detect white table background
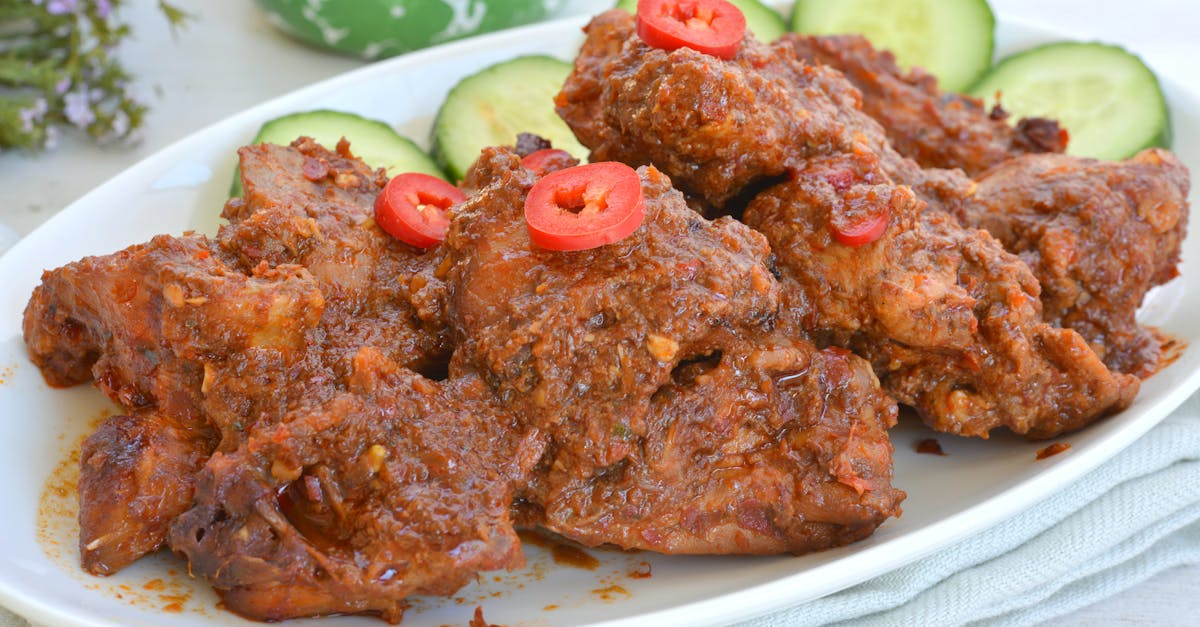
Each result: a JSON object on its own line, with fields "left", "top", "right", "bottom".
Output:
{"left": 1, "top": 0, "right": 1197, "bottom": 624}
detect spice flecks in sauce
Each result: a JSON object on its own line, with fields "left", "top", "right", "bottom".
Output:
{"left": 36, "top": 406, "right": 209, "bottom": 616}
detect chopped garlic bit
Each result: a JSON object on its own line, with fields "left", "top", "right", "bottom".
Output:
{"left": 162, "top": 283, "right": 184, "bottom": 307}
{"left": 271, "top": 459, "right": 302, "bottom": 482}
{"left": 364, "top": 444, "right": 389, "bottom": 474}
{"left": 645, "top": 334, "right": 679, "bottom": 362}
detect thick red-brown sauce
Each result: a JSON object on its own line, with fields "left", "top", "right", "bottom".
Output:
{"left": 1036, "top": 442, "right": 1071, "bottom": 460}
{"left": 915, "top": 438, "right": 947, "bottom": 456}
{"left": 1150, "top": 328, "right": 1187, "bottom": 375}
{"left": 518, "top": 529, "right": 601, "bottom": 570}
{"left": 628, "top": 560, "right": 652, "bottom": 579}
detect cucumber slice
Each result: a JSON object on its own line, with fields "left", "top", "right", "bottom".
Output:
{"left": 970, "top": 42, "right": 1170, "bottom": 160}
{"left": 614, "top": 0, "right": 787, "bottom": 43}
{"left": 433, "top": 55, "right": 588, "bottom": 182}
{"left": 231, "top": 110, "right": 443, "bottom": 196}
{"left": 790, "top": 0, "right": 994, "bottom": 93}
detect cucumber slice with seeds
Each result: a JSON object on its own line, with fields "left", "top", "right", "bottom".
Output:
{"left": 231, "top": 110, "right": 444, "bottom": 196}
{"left": 432, "top": 55, "right": 588, "bottom": 182}
{"left": 790, "top": 0, "right": 995, "bottom": 93}
{"left": 614, "top": 0, "right": 788, "bottom": 43}
{"left": 970, "top": 42, "right": 1170, "bottom": 160}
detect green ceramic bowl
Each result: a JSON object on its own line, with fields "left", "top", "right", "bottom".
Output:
{"left": 257, "top": 0, "right": 553, "bottom": 59}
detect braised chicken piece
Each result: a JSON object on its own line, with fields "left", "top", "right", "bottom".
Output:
{"left": 557, "top": 10, "right": 1138, "bottom": 437}
{"left": 847, "top": 86, "right": 1188, "bottom": 378}
{"left": 23, "top": 234, "right": 324, "bottom": 573}
{"left": 964, "top": 149, "right": 1190, "bottom": 376}
{"left": 782, "top": 34, "right": 1191, "bottom": 376}
{"left": 786, "top": 33, "right": 1068, "bottom": 176}
{"left": 557, "top": 10, "right": 840, "bottom": 209}
{"left": 77, "top": 412, "right": 209, "bottom": 575}
{"left": 557, "top": 11, "right": 947, "bottom": 216}
{"left": 531, "top": 332, "right": 903, "bottom": 554}
{"left": 23, "top": 234, "right": 320, "bottom": 408}
{"left": 840, "top": 104, "right": 1188, "bottom": 379}
{"left": 171, "top": 351, "right": 544, "bottom": 624}
{"left": 428, "top": 147, "right": 782, "bottom": 471}
{"left": 196, "top": 138, "right": 453, "bottom": 448}
{"left": 220, "top": 137, "right": 451, "bottom": 381}
{"left": 746, "top": 168, "right": 1137, "bottom": 437}
{"left": 418, "top": 147, "right": 903, "bottom": 554}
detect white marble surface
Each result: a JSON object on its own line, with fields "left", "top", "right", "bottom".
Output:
{"left": 1, "top": 0, "right": 1198, "bottom": 624}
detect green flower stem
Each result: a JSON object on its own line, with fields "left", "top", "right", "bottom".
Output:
{"left": 0, "top": 98, "right": 37, "bottom": 147}
{"left": 0, "top": 4, "right": 54, "bottom": 21}
{"left": 0, "top": 56, "right": 59, "bottom": 90}
{"left": 157, "top": 1, "right": 191, "bottom": 31}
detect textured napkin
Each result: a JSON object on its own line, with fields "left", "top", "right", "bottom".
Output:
{"left": 738, "top": 395, "right": 1200, "bottom": 627}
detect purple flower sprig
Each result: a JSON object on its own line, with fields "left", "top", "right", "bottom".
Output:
{"left": 0, "top": 0, "right": 188, "bottom": 152}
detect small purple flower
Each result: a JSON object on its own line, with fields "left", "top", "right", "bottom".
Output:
{"left": 95, "top": 0, "right": 112, "bottom": 19}
{"left": 45, "top": 0, "right": 77, "bottom": 15}
{"left": 17, "top": 98, "right": 49, "bottom": 133}
{"left": 63, "top": 89, "right": 96, "bottom": 128}
{"left": 18, "top": 110, "right": 36, "bottom": 133}
{"left": 55, "top": 77, "right": 71, "bottom": 95}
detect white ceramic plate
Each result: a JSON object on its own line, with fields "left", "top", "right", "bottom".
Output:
{"left": 1, "top": 8, "right": 1198, "bottom": 627}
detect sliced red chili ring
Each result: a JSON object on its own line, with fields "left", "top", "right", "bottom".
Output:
{"left": 520, "top": 148, "right": 580, "bottom": 177}
{"left": 524, "top": 161, "right": 645, "bottom": 252}
{"left": 374, "top": 172, "right": 465, "bottom": 249}
{"left": 636, "top": 0, "right": 747, "bottom": 60}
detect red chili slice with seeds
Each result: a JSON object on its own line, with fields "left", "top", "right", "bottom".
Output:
{"left": 374, "top": 173, "right": 465, "bottom": 249}
{"left": 524, "top": 162, "right": 645, "bottom": 251}
{"left": 636, "top": 0, "right": 747, "bottom": 60}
